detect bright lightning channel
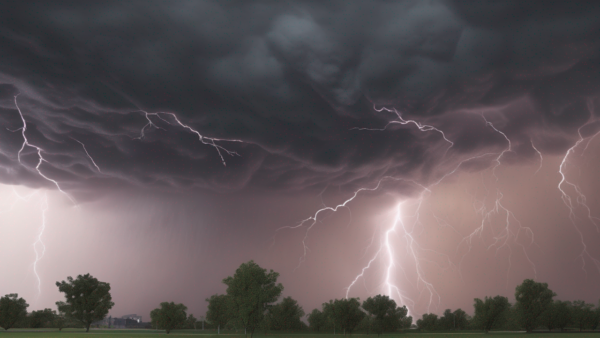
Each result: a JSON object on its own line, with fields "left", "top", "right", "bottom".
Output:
{"left": 10, "top": 95, "right": 240, "bottom": 299}
{"left": 135, "top": 110, "right": 244, "bottom": 166}
{"left": 282, "top": 105, "right": 554, "bottom": 316}
{"left": 32, "top": 193, "right": 48, "bottom": 296}
{"left": 557, "top": 111, "right": 600, "bottom": 276}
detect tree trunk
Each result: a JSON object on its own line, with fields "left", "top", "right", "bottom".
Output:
{"left": 86, "top": 323, "right": 90, "bottom": 332}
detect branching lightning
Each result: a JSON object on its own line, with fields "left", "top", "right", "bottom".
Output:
{"left": 557, "top": 113, "right": 600, "bottom": 276}
{"left": 135, "top": 110, "right": 244, "bottom": 166}
{"left": 14, "top": 95, "right": 76, "bottom": 204}
{"left": 278, "top": 103, "right": 599, "bottom": 317}
{"left": 9, "top": 94, "right": 242, "bottom": 299}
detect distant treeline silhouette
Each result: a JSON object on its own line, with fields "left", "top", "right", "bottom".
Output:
{"left": 1, "top": 262, "right": 599, "bottom": 334}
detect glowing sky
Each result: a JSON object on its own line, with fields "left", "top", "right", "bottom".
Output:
{"left": 1, "top": 0, "right": 600, "bottom": 322}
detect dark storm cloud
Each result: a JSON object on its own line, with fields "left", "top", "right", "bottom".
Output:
{"left": 0, "top": 0, "right": 599, "bottom": 197}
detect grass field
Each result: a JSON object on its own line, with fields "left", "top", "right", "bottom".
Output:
{"left": 1, "top": 330, "right": 600, "bottom": 338}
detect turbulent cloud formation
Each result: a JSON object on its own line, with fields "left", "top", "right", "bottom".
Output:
{"left": 0, "top": 0, "right": 599, "bottom": 199}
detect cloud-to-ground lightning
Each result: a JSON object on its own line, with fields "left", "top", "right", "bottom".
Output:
{"left": 9, "top": 93, "right": 244, "bottom": 299}
{"left": 556, "top": 110, "right": 600, "bottom": 276}
{"left": 32, "top": 193, "right": 48, "bottom": 297}
{"left": 280, "top": 104, "right": 593, "bottom": 316}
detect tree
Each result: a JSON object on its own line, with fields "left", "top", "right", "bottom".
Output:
{"left": 539, "top": 300, "right": 571, "bottom": 331}
{"left": 472, "top": 296, "right": 510, "bottom": 333}
{"left": 55, "top": 273, "right": 114, "bottom": 332}
{"left": 514, "top": 279, "right": 556, "bottom": 332}
{"left": 0, "top": 294, "right": 29, "bottom": 331}
{"left": 437, "top": 309, "right": 454, "bottom": 330}
{"left": 355, "top": 314, "right": 373, "bottom": 334}
{"left": 186, "top": 314, "right": 197, "bottom": 330}
{"left": 361, "top": 295, "right": 407, "bottom": 335}
{"left": 150, "top": 302, "right": 188, "bottom": 334}
{"left": 307, "top": 309, "right": 327, "bottom": 332}
{"left": 593, "top": 301, "right": 600, "bottom": 331}
{"left": 269, "top": 296, "right": 305, "bottom": 330}
{"left": 206, "top": 294, "right": 232, "bottom": 334}
{"left": 29, "top": 308, "right": 56, "bottom": 328}
{"left": 222, "top": 260, "right": 283, "bottom": 338}
{"left": 416, "top": 313, "right": 438, "bottom": 330}
{"left": 401, "top": 316, "right": 413, "bottom": 330}
{"left": 323, "top": 298, "right": 366, "bottom": 335}
{"left": 453, "top": 309, "right": 469, "bottom": 330}
{"left": 571, "top": 300, "right": 596, "bottom": 332}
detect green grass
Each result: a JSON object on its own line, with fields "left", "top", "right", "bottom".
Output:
{"left": 1, "top": 330, "right": 600, "bottom": 338}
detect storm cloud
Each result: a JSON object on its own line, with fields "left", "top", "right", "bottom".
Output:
{"left": 0, "top": 0, "right": 598, "bottom": 199}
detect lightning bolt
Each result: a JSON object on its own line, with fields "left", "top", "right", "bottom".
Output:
{"left": 453, "top": 114, "right": 538, "bottom": 290}
{"left": 280, "top": 105, "right": 554, "bottom": 316}
{"left": 10, "top": 93, "right": 242, "bottom": 300}
{"left": 71, "top": 138, "right": 102, "bottom": 173}
{"left": 13, "top": 95, "right": 76, "bottom": 204}
{"left": 134, "top": 110, "right": 244, "bottom": 166}
{"left": 32, "top": 193, "right": 48, "bottom": 297}
{"left": 557, "top": 114, "right": 600, "bottom": 276}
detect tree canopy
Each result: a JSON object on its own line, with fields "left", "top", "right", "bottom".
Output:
{"left": 514, "top": 279, "right": 556, "bottom": 332}
{"left": 29, "top": 308, "right": 56, "bottom": 328}
{"left": 223, "top": 260, "right": 283, "bottom": 338}
{"left": 416, "top": 313, "right": 438, "bottom": 330}
{"left": 307, "top": 308, "right": 328, "bottom": 332}
{"left": 55, "top": 273, "right": 114, "bottom": 332}
{"left": 361, "top": 294, "right": 407, "bottom": 335}
{"left": 472, "top": 295, "right": 510, "bottom": 333}
{"left": 269, "top": 296, "right": 305, "bottom": 331}
{"left": 323, "top": 298, "right": 365, "bottom": 335}
{"left": 0, "top": 294, "right": 28, "bottom": 331}
{"left": 206, "top": 294, "right": 232, "bottom": 333}
{"left": 539, "top": 300, "right": 571, "bottom": 331}
{"left": 571, "top": 300, "right": 597, "bottom": 332}
{"left": 150, "top": 302, "right": 188, "bottom": 334}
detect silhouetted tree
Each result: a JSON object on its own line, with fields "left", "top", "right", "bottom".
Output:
{"left": 472, "top": 295, "right": 510, "bottom": 333}
{"left": 323, "top": 298, "right": 365, "bottom": 335}
{"left": 416, "top": 313, "right": 438, "bottom": 330}
{"left": 514, "top": 279, "right": 555, "bottom": 332}
{"left": 186, "top": 314, "right": 197, "bottom": 329}
{"left": 0, "top": 294, "right": 28, "bottom": 331}
{"left": 150, "top": 302, "right": 188, "bottom": 334}
{"left": 206, "top": 294, "right": 232, "bottom": 334}
{"left": 453, "top": 309, "right": 469, "bottom": 330}
{"left": 269, "top": 296, "right": 305, "bottom": 330}
{"left": 401, "top": 316, "right": 413, "bottom": 330}
{"left": 29, "top": 308, "right": 56, "bottom": 328}
{"left": 539, "top": 300, "right": 571, "bottom": 331}
{"left": 438, "top": 309, "right": 455, "bottom": 330}
{"left": 571, "top": 300, "right": 596, "bottom": 332}
{"left": 56, "top": 273, "right": 114, "bottom": 332}
{"left": 223, "top": 260, "right": 283, "bottom": 338}
{"left": 307, "top": 309, "right": 327, "bottom": 332}
{"left": 361, "top": 294, "right": 407, "bottom": 335}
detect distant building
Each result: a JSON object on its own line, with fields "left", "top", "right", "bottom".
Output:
{"left": 121, "top": 314, "right": 142, "bottom": 323}
{"left": 92, "top": 314, "right": 143, "bottom": 328}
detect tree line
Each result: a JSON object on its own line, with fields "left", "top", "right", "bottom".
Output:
{"left": 2, "top": 261, "right": 599, "bottom": 334}
{"left": 415, "top": 279, "right": 600, "bottom": 332}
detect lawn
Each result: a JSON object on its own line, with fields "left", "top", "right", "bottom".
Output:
{"left": 1, "top": 330, "right": 600, "bottom": 338}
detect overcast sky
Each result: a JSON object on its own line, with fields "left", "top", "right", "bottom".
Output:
{"left": 1, "top": 0, "right": 600, "bottom": 322}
